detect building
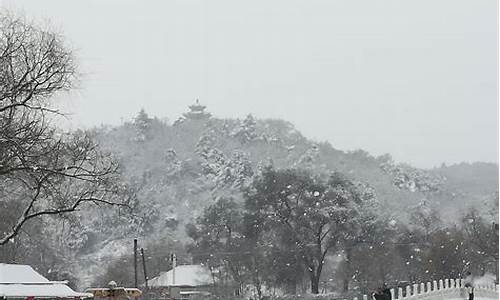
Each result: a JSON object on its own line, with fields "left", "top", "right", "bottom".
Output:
{"left": 0, "top": 263, "right": 92, "bottom": 299}
{"left": 182, "top": 99, "right": 211, "bottom": 121}
{"left": 147, "top": 265, "right": 213, "bottom": 299}
{"left": 86, "top": 281, "right": 142, "bottom": 299}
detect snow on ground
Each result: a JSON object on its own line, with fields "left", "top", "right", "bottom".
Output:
{"left": 474, "top": 273, "right": 496, "bottom": 287}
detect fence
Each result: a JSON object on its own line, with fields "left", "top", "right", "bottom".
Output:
{"left": 351, "top": 279, "right": 498, "bottom": 300}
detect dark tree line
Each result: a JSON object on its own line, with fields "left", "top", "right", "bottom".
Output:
{"left": 187, "top": 167, "right": 498, "bottom": 299}
{"left": 187, "top": 167, "right": 380, "bottom": 297}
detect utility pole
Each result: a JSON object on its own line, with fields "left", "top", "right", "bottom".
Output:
{"left": 494, "top": 222, "right": 499, "bottom": 284}
{"left": 133, "top": 239, "right": 138, "bottom": 288}
{"left": 141, "top": 248, "right": 149, "bottom": 289}
{"left": 171, "top": 253, "right": 177, "bottom": 285}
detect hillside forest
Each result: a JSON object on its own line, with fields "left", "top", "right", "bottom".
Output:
{"left": 0, "top": 11, "right": 497, "bottom": 300}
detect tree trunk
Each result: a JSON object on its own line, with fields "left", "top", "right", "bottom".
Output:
{"left": 495, "top": 257, "right": 499, "bottom": 284}
{"left": 343, "top": 249, "right": 352, "bottom": 292}
{"left": 286, "top": 281, "right": 297, "bottom": 295}
{"left": 309, "top": 249, "right": 325, "bottom": 294}
{"left": 252, "top": 257, "right": 263, "bottom": 300}
{"left": 343, "top": 278, "right": 349, "bottom": 292}
{"left": 310, "top": 272, "right": 320, "bottom": 294}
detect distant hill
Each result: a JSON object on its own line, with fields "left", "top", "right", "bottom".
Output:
{"left": 72, "top": 105, "right": 497, "bottom": 286}
{"left": 432, "top": 162, "right": 498, "bottom": 195}
{"left": 93, "top": 106, "right": 497, "bottom": 229}
{"left": 429, "top": 162, "right": 498, "bottom": 220}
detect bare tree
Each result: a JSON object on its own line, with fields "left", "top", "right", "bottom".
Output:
{"left": 0, "top": 12, "right": 130, "bottom": 245}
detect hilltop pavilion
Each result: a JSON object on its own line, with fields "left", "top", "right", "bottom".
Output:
{"left": 182, "top": 99, "right": 211, "bottom": 120}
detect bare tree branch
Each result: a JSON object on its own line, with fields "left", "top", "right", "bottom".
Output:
{"left": 0, "top": 12, "right": 130, "bottom": 246}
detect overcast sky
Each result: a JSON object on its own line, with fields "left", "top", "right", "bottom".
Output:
{"left": 2, "top": 0, "right": 498, "bottom": 168}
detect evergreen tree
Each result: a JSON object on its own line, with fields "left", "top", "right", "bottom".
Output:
{"left": 133, "top": 108, "right": 153, "bottom": 141}
{"left": 232, "top": 114, "right": 258, "bottom": 144}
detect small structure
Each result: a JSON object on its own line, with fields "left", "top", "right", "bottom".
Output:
{"left": 0, "top": 263, "right": 92, "bottom": 299}
{"left": 182, "top": 99, "right": 211, "bottom": 121}
{"left": 147, "top": 265, "right": 213, "bottom": 298}
{"left": 86, "top": 281, "right": 142, "bottom": 300}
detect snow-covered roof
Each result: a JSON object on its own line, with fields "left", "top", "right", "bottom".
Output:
{"left": 148, "top": 265, "right": 213, "bottom": 287}
{"left": 0, "top": 263, "right": 93, "bottom": 298}
{"left": 0, "top": 264, "right": 49, "bottom": 283}
{"left": 0, "top": 283, "right": 93, "bottom": 298}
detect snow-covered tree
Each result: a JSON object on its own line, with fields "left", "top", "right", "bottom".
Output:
{"left": 196, "top": 128, "right": 254, "bottom": 193}
{"left": 408, "top": 200, "right": 443, "bottom": 236}
{"left": 293, "top": 144, "right": 320, "bottom": 168}
{"left": 245, "top": 168, "right": 369, "bottom": 294}
{"left": 380, "top": 160, "right": 444, "bottom": 193}
{"left": 187, "top": 197, "right": 249, "bottom": 296}
{"left": 461, "top": 207, "right": 499, "bottom": 273}
{"left": 232, "top": 114, "right": 258, "bottom": 144}
{"left": 133, "top": 108, "right": 153, "bottom": 141}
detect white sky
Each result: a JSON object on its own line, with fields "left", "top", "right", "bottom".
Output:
{"left": 2, "top": 0, "right": 498, "bottom": 168}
